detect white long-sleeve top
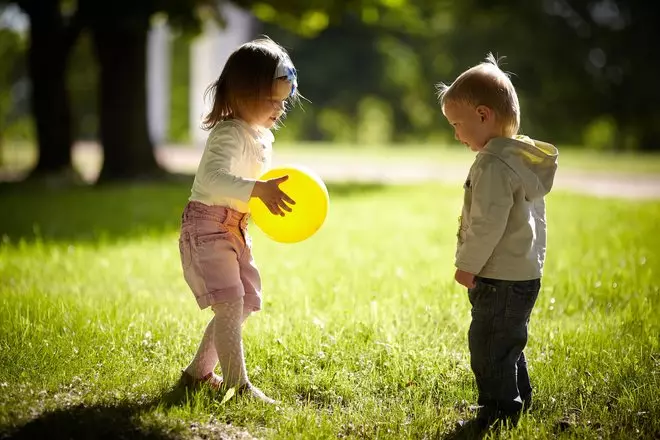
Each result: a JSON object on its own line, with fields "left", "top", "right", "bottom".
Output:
{"left": 189, "top": 119, "right": 273, "bottom": 213}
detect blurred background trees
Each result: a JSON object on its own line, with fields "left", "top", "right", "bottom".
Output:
{"left": 0, "top": 0, "right": 658, "bottom": 182}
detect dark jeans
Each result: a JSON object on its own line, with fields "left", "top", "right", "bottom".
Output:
{"left": 467, "top": 276, "right": 540, "bottom": 417}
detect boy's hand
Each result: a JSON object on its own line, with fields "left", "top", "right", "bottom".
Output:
{"left": 455, "top": 269, "right": 476, "bottom": 289}
{"left": 252, "top": 176, "right": 296, "bottom": 216}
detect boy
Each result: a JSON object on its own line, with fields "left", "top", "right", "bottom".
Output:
{"left": 437, "top": 54, "right": 558, "bottom": 427}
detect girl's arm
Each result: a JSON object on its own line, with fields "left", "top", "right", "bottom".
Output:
{"left": 198, "top": 126, "right": 257, "bottom": 203}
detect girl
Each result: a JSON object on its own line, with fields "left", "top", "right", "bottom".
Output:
{"left": 177, "top": 38, "right": 299, "bottom": 403}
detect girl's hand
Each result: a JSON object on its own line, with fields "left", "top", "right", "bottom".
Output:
{"left": 252, "top": 176, "right": 296, "bottom": 216}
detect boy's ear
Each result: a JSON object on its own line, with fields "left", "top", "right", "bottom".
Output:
{"left": 476, "top": 105, "right": 492, "bottom": 122}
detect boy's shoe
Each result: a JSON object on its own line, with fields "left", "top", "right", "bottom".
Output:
{"left": 469, "top": 394, "right": 533, "bottom": 415}
{"left": 476, "top": 406, "right": 521, "bottom": 428}
{"left": 177, "top": 370, "right": 223, "bottom": 391}
{"left": 449, "top": 418, "right": 489, "bottom": 439}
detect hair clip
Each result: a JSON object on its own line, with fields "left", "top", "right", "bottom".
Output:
{"left": 275, "top": 60, "right": 298, "bottom": 97}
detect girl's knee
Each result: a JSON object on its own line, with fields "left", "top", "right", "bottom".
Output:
{"left": 211, "top": 297, "right": 244, "bottom": 317}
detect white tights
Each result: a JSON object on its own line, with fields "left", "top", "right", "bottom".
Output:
{"left": 185, "top": 298, "right": 251, "bottom": 388}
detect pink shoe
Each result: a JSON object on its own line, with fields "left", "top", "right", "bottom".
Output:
{"left": 236, "top": 383, "right": 278, "bottom": 404}
{"left": 178, "top": 370, "right": 223, "bottom": 391}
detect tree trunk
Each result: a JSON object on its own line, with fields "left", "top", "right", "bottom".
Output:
{"left": 638, "top": 126, "right": 660, "bottom": 152}
{"left": 25, "top": 2, "right": 76, "bottom": 179}
{"left": 91, "top": 24, "right": 164, "bottom": 183}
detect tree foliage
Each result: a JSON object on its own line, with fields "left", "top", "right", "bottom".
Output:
{"left": 2, "top": 0, "right": 659, "bottom": 183}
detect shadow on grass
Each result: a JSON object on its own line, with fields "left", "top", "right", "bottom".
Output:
{"left": 0, "top": 178, "right": 386, "bottom": 244}
{"left": 0, "top": 384, "right": 240, "bottom": 440}
{"left": 441, "top": 419, "right": 488, "bottom": 440}
{"left": 0, "top": 402, "right": 174, "bottom": 440}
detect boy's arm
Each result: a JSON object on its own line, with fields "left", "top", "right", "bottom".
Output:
{"left": 456, "top": 159, "right": 514, "bottom": 276}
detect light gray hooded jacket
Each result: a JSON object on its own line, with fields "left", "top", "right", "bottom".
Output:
{"left": 456, "top": 136, "right": 558, "bottom": 280}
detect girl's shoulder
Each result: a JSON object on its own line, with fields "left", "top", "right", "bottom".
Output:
{"left": 210, "top": 119, "right": 249, "bottom": 138}
{"left": 206, "top": 120, "right": 252, "bottom": 148}
{"left": 213, "top": 119, "right": 274, "bottom": 147}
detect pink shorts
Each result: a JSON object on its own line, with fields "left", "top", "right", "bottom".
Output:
{"left": 178, "top": 201, "right": 262, "bottom": 311}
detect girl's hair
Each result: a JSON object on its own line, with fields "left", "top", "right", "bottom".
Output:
{"left": 202, "top": 37, "right": 299, "bottom": 130}
{"left": 436, "top": 53, "right": 520, "bottom": 137}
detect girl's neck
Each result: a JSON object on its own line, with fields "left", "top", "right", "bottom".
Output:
{"left": 230, "top": 116, "right": 255, "bottom": 128}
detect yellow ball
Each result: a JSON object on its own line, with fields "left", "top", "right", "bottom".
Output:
{"left": 249, "top": 165, "right": 329, "bottom": 243}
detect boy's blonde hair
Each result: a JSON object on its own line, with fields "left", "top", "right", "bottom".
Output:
{"left": 436, "top": 53, "right": 520, "bottom": 137}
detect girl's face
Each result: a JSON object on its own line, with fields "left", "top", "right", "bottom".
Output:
{"left": 243, "top": 79, "right": 292, "bottom": 129}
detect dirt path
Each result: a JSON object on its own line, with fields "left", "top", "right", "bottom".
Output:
{"left": 2, "top": 143, "right": 659, "bottom": 200}
{"left": 163, "top": 146, "right": 660, "bottom": 200}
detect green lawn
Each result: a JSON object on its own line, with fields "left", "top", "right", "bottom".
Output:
{"left": 0, "top": 181, "right": 658, "bottom": 439}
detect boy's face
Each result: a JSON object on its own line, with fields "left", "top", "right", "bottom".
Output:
{"left": 442, "top": 101, "right": 498, "bottom": 152}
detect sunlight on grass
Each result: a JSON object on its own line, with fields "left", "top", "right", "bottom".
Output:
{"left": 0, "top": 182, "right": 658, "bottom": 439}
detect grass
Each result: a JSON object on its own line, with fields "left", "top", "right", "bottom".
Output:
{"left": 0, "top": 180, "right": 659, "bottom": 439}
